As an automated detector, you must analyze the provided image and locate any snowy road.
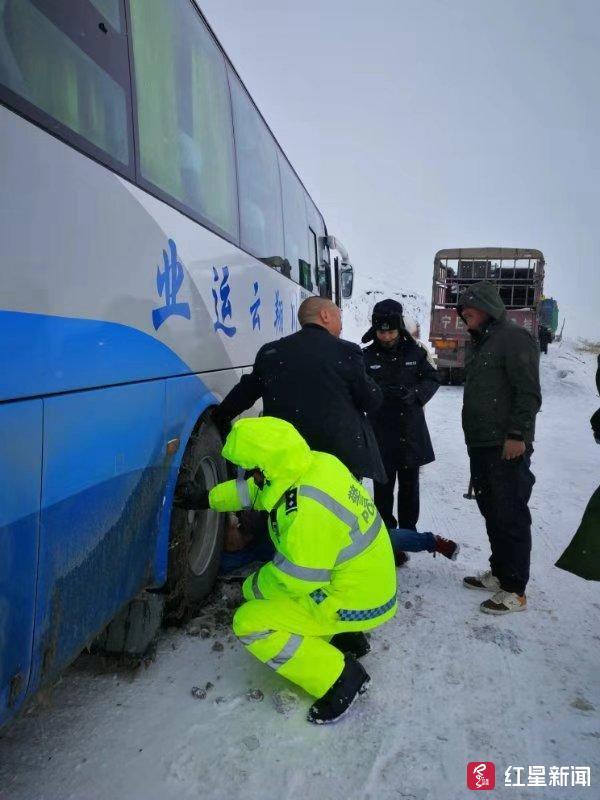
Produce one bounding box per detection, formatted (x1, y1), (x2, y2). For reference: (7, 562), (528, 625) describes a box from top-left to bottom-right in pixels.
(1, 344), (598, 800)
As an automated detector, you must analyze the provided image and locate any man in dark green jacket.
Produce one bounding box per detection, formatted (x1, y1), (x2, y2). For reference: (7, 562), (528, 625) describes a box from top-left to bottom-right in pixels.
(457, 282), (541, 614)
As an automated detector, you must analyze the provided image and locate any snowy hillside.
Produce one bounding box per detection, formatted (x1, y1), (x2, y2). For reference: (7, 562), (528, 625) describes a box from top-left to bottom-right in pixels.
(1, 340), (598, 800)
(343, 272), (429, 344)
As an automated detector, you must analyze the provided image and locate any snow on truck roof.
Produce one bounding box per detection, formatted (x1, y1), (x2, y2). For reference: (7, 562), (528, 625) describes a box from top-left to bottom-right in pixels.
(435, 247), (545, 262)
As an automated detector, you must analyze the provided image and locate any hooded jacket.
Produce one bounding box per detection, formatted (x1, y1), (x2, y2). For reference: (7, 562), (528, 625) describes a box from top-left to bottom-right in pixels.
(457, 282), (542, 447)
(208, 417), (397, 627)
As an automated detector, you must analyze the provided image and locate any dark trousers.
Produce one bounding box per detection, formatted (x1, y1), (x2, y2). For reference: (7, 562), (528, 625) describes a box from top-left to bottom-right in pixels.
(469, 445), (535, 595)
(374, 454), (420, 531)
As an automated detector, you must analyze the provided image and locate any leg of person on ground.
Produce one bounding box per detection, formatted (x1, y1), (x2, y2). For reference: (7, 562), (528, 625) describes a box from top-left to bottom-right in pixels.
(388, 527), (460, 561)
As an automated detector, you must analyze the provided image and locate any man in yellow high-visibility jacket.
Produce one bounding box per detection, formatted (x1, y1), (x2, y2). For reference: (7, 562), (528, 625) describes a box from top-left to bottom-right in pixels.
(177, 416), (397, 724)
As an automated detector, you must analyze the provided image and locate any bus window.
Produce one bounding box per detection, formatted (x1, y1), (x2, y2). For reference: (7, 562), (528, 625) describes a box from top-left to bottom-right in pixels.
(228, 69), (285, 269)
(0, 0), (130, 166)
(278, 152), (309, 284)
(305, 195), (330, 298)
(129, 0), (238, 241)
(303, 227), (318, 291)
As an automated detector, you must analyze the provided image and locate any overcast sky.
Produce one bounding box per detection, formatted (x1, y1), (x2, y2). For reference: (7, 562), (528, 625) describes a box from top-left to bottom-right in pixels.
(202, 0), (599, 340)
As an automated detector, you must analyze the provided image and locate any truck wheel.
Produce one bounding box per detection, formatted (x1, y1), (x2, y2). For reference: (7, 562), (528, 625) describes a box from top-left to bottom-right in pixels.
(164, 417), (227, 621)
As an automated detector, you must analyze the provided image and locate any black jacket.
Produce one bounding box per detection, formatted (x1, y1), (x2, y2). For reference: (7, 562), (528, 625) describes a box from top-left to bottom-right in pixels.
(458, 282), (542, 448)
(216, 324), (386, 480)
(362, 335), (440, 467)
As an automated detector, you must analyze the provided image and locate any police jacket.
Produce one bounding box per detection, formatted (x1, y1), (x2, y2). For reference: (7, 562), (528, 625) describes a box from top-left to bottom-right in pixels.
(362, 335), (440, 467)
(216, 323), (385, 481)
(457, 282), (542, 448)
(208, 417), (397, 628)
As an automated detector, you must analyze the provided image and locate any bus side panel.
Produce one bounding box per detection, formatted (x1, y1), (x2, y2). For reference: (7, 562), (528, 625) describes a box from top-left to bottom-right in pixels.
(29, 382), (166, 691)
(0, 400), (42, 726)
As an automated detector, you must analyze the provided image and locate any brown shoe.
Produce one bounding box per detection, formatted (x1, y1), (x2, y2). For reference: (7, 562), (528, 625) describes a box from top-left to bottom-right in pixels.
(434, 536), (460, 561)
(480, 590), (527, 615)
(463, 570), (501, 591)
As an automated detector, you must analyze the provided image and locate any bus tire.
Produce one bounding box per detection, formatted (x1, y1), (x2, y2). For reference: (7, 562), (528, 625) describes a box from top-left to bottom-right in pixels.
(164, 417), (227, 620)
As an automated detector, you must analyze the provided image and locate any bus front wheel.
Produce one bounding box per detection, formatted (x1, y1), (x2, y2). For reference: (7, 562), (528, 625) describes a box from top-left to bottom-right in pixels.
(165, 416), (227, 621)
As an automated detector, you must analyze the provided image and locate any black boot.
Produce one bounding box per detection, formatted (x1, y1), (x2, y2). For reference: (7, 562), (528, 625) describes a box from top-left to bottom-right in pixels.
(330, 632), (371, 659)
(307, 656), (370, 725)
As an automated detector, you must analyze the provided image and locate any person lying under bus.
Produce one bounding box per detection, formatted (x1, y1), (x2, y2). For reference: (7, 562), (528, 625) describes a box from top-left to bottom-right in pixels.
(175, 416), (397, 725)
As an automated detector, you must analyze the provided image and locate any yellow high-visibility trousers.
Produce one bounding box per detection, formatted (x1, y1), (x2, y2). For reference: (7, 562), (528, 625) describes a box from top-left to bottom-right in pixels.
(233, 596), (347, 699)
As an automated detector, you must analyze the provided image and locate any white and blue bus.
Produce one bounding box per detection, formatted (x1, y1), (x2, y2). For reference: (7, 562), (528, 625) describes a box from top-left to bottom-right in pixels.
(0, 0), (354, 727)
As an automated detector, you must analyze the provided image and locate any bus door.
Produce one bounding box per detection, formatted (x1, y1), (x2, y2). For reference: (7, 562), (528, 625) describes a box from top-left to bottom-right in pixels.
(0, 400), (43, 723)
(325, 237), (353, 308)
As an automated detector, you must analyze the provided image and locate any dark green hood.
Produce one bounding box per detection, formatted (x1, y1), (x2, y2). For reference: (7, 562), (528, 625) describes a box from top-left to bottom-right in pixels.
(457, 281), (506, 321)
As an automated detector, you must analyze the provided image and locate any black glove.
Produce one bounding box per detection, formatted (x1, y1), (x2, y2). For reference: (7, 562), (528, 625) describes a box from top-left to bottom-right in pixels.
(384, 384), (416, 404)
(174, 480), (210, 510)
(591, 408), (600, 444)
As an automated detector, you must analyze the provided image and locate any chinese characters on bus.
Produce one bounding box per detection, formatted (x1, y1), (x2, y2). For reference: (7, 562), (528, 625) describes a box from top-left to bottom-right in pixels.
(212, 266), (237, 338)
(290, 296), (298, 333)
(152, 239), (191, 330)
(250, 281), (261, 330)
(152, 242), (303, 339)
(274, 290), (284, 335)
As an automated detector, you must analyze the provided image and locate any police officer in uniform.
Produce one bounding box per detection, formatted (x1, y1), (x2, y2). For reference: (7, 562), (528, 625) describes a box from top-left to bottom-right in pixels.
(177, 416), (397, 724)
(362, 300), (440, 542)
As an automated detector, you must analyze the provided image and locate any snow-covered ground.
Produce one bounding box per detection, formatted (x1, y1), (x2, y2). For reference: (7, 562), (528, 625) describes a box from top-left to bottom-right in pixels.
(1, 342), (598, 800)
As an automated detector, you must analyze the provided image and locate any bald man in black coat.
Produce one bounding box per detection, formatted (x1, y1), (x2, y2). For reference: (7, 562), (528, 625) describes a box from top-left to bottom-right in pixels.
(212, 297), (386, 481)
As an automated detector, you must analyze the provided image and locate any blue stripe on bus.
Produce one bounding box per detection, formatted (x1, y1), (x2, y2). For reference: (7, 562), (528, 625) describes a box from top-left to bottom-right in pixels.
(0, 310), (194, 401)
(0, 312), (223, 725)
